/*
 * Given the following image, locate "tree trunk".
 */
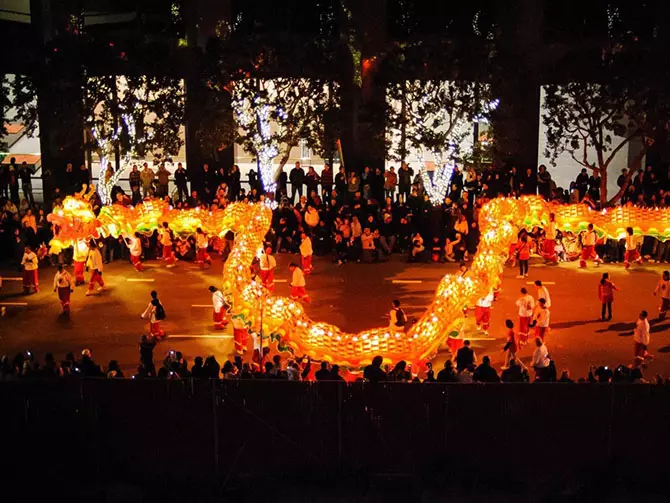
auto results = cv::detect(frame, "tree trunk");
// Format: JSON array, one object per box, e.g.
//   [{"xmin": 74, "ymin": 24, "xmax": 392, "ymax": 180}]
[
  {"xmin": 606, "ymin": 150, "xmax": 646, "ymax": 206},
  {"xmin": 600, "ymin": 166, "xmax": 607, "ymax": 206},
  {"xmin": 400, "ymin": 81, "xmax": 407, "ymax": 162}
]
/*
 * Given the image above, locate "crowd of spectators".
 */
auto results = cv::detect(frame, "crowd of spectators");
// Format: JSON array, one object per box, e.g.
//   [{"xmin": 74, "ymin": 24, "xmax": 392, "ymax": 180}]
[{"xmin": 0, "ymin": 342, "xmax": 659, "ymax": 385}]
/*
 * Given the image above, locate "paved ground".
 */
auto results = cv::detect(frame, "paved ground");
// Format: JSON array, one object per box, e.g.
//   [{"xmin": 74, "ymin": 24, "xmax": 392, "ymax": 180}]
[{"xmin": 2, "ymin": 252, "xmax": 670, "ymax": 378}]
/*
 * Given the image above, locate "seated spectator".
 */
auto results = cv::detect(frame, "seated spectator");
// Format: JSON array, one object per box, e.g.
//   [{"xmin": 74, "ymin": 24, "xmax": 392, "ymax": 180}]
[
  {"xmin": 360, "ymin": 227, "xmax": 377, "ymax": 263},
  {"xmin": 456, "ymin": 340, "xmax": 476, "ymax": 373},
  {"xmin": 501, "ymin": 359, "xmax": 529, "ymax": 383},
  {"xmin": 436, "ymin": 360, "xmax": 458, "ymax": 383},
  {"xmin": 363, "ymin": 355, "xmax": 388, "ymax": 383},
  {"xmin": 474, "ymin": 356, "xmax": 500, "ymax": 383}
]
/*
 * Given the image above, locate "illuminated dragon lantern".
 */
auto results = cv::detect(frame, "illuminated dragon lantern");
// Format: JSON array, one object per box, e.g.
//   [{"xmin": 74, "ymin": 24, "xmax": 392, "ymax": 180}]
[{"xmin": 48, "ymin": 194, "xmax": 670, "ymax": 367}]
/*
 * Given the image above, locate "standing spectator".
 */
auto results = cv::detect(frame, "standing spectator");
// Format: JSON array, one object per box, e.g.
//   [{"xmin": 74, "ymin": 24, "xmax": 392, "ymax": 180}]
[
  {"xmin": 384, "ymin": 166, "xmax": 398, "ymax": 200},
  {"xmin": 0, "ymin": 158, "xmax": 9, "ymax": 198},
  {"xmin": 305, "ymin": 166, "xmax": 320, "ymax": 197},
  {"xmin": 633, "ymin": 310, "xmax": 652, "ymax": 366},
  {"xmin": 19, "ymin": 162, "xmax": 34, "ymax": 207},
  {"xmin": 139, "ymin": 335, "xmax": 157, "ymax": 376},
  {"xmin": 575, "ymin": 168, "xmax": 590, "ymax": 200},
  {"xmin": 335, "ymin": 165, "xmax": 347, "ymax": 199},
  {"xmin": 616, "ymin": 168, "xmax": 629, "ymax": 193},
  {"xmin": 598, "ymin": 272, "xmax": 619, "ymax": 321},
  {"xmin": 347, "ymin": 171, "xmax": 360, "ymax": 202},
  {"xmin": 531, "ymin": 338, "xmax": 551, "ymax": 381},
  {"xmin": 140, "ymin": 163, "xmax": 154, "ymax": 197},
  {"xmin": 516, "ymin": 233, "xmax": 531, "ymax": 278},
  {"xmin": 589, "ymin": 170, "xmax": 602, "ymax": 203},
  {"xmin": 174, "ymin": 163, "xmax": 189, "ymax": 201},
  {"xmin": 455, "ymin": 340, "xmax": 476, "ymax": 373},
  {"xmin": 537, "ymin": 165, "xmax": 552, "ymax": 199},
  {"xmin": 360, "ymin": 227, "xmax": 376, "ymax": 262},
  {"xmin": 520, "ymin": 167, "xmax": 536, "ymax": 195},
  {"xmin": 277, "ymin": 167, "xmax": 288, "ymax": 200},
  {"xmin": 78, "ymin": 163, "xmax": 91, "ymax": 189},
  {"xmin": 229, "ymin": 164, "xmax": 241, "ymax": 200},
  {"xmin": 289, "ymin": 161, "xmax": 305, "ymax": 203},
  {"xmin": 502, "ymin": 319, "xmax": 518, "ymax": 368},
  {"xmin": 156, "ymin": 163, "xmax": 170, "ymax": 198},
  {"xmin": 8, "ymin": 158, "xmax": 19, "ymax": 204},
  {"xmin": 320, "ymin": 164, "xmax": 333, "ymax": 197},
  {"xmin": 398, "ymin": 162, "xmax": 413, "ymax": 202},
  {"xmin": 128, "ymin": 164, "xmax": 141, "ymax": 193},
  {"xmin": 653, "ymin": 270, "xmax": 670, "ymax": 319},
  {"xmin": 315, "ymin": 361, "xmax": 331, "ymax": 381}
]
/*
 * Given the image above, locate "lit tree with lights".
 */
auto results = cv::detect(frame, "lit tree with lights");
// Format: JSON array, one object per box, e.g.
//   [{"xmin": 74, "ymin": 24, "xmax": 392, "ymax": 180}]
[
  {"xmin": 231, "ymin": 77, "xmax": 338, "ymax": 193},
  {"xmin": 85, "ymin": 75, "xmax": 185, "ymax": 204},
  {"xmin": 386, "ymin": 80, "xmax": 490, "ymax": 204}
]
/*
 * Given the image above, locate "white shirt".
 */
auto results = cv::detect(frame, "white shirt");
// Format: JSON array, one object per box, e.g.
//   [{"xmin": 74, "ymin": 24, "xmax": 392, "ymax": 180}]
[
  {"xmin": 53, "ymin": 270, "xmax": 72, "ymax": 289},
  {"xmin": 73, "ymin": 240, "xmax": 88, "ymax": 262},
  {"xmin": 260, "ymin": 253, "xmax": 276, "ymax": 271},
  {"xmin": 582, "ymin": 230, "xmax": 596, "ymax": 246},
  {"xmin": 625, "ymin": 235, "xmax": 638, "ymax": 251},
  {"xmin": 537, "ymin": 286, "xmax": 551, "ymax": 308},
  {"xmin": 286, "ymin": 366, "xmax": 300, "ymax": 381},
  {"xmin": 159, "ymin": 228, "xmax": 172, "ymax": 246},
  {"xmin": 476, "ymin": 291, "xmax": 494, "ymax": 308},
  {"xmin": 655, "ymin": 279, "xmax": 670, "ymax": 299},
  {"xmin": 141, "ymin": 302, "xmax": 157, "ymax": 323},
  {"xmin": 196, "ymin": 233, "xmax": 208, "ymax": 250},
  {"xmin": 634, "ymin": 318, "xmax": 650, "ymax": 345},
  {"xmin": 87, "ymin": 248, "xmax": 103, "ymax": 272},
  {"xmin": 516, "ymin": 294, "xmax": 535, "ymax": 317},
  {"xmin": 299, "ymin": 237, "xmax": 313, "ymax": 257},
  {"xmin": 532, "ymin": 344, "xmax": 550, "ymax": 368},
  {"xmin": 534, "ymin": 307, "xmax": 550, "ymax": 328},
  {"xmin": 212, "ymin": 290, "xmax": 226, "ymax": 313},
  {"xmin": 127, "ymin": 235, "xmax": 142, "ymax": 257},
  {"xmin": 21, "ymin": 251, "xmax": 38, "ymax": 271},
  {"xmin": 545, "ymin": 221, "xmax": 557, "ymax": 240},
  {"xmin": 291, "ymin": 268, "xmax": 306, "ymax": 287}
]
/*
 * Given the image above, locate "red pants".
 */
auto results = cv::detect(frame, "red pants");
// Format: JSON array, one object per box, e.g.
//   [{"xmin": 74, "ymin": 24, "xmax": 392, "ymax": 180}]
[
  {"xmin": 23, "ymin": 269, "xmax": 38, "ymax": 290},
  {"xmin": 162, "ymin": 245, "xmax": 175, "ymax": 265},
  {"xmin": 447, "ymin": 337, "xmax": 464, "ymax": 354},
  {"xmin": 73, "ymin": 261, "xmax": 85, "ymax": 284},
  {"xmin": 542, "ymin": 239, "xmax": 557, "ymax": 262},
  {"xmin": 150, "ymin": 321, "xmax": 165, "ymax": 338},
  {"xmin": 301, "ymin": 255, "xmax": 313, "ymax": 274},
  {"xmin": 213, "ymin": 309, "xmax": 228, "ymax": 330},
  {"xmin": 624, "ymin": 249, "xmax": 641, "ymax": 268},
  {"xmin": 474, "ymin": 306, "xmax": 491, "ymax": 330},
  {"xmin": 259, "ymin": 269, "xmax": 275, "ymax": 292},
  {"xmin": 535, "ymin": 326, "xmax": 549, "ymax": 340},
  {"xmin": 88, "ymin": 270, "xmax": 104, "ymax": 292},
  {"xmin": 580, "ymin": 246, "xmax": 599, "ymax": 267},
  {"xmin": 290, "ymin": 285, "xmax": 309, "ymax": 302},
  {"xmin": 130, "ymin": 254, "xmax": 143, "ymax": 271},
  {"xmin": 196, "ymin": 248, "xmax": 211, "ymax": 266},
  {"xmin": 518, "ymin": 316, "xmax": 532, "ymax": 343},
  {"xmin": 57, "ymin": 286, "xmax": 71, "ymax": 312},
  {"xmin": 234, "ymin": 327, "xmax": 249, "ymax": 354},
  {"xmin": 634, "ymin": 342, "xmax": 647, "ymax": 360}
]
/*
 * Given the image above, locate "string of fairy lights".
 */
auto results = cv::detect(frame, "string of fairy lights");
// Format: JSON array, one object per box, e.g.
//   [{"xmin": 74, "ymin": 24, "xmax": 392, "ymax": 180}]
[{"xmin": 417, "ymin": 149, "xmax": 455, "ymax": 205}]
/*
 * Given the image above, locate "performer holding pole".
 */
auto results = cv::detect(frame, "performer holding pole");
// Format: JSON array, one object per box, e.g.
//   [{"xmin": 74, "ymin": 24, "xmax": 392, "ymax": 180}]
[
  {"xmin": 624, "ymin": 227, "xmax": 643, "ymax": 269},
  {"xmin": 72, "ymin": 238, "xmax": 88, "ymax": 285},
  {"xmin": 21, "ymin": 246, "xmax": 39, "ymax": 294},
  {"xmin": 542, "ymin": 212, "xmax": 559, "ymax": 264},
  {"xmin": 53, "ymin": 264, "xmax": 73, "ymax": 313},
  {"xmin": 196, "ymin": 228, "xmax": 212, "ymax": 269},
  {"xmin": 259, "ymin": 247, "xmax": 277, "ymax": 292},
  {"xmin": 124, "ymin": 232, "xmax": 144, "ymax": 271},
  {"xmin": 289, "ymin": 263, "xmax": 310, "ymax": 303},
  {"xmin": 85, "ymin": 240, "xmax": 104, "ymax": 296},
  {"xmin": 209, "ymin": 285, "xmax": 229, "ymax": 331},
  {"xmin": 579, "ymin": 223, "xmax": 602, "ymax": 268},
  {"xmin": 159, "ymin": 222, "xmax": 177, "ymax": 267}
]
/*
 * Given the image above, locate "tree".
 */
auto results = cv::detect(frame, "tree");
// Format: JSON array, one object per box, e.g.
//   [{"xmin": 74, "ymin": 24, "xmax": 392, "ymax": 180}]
[
  {"xmin": 542, "ymin": 82, "xmax": 663, "ymax": 205},
  {"xmin": 231, "ymin": 77, "xmax": 339, "ymax": 192},
  {"xmin": 0, "ymin": 75, "xmax": 12, "ymax": 149},
  {"xmin": 386, "ymin": 79, "xmax": 491, "ymax": 204},
  {"xmin": 8, "ymin": 74, "xmax": 38, "ymax": 137}
]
